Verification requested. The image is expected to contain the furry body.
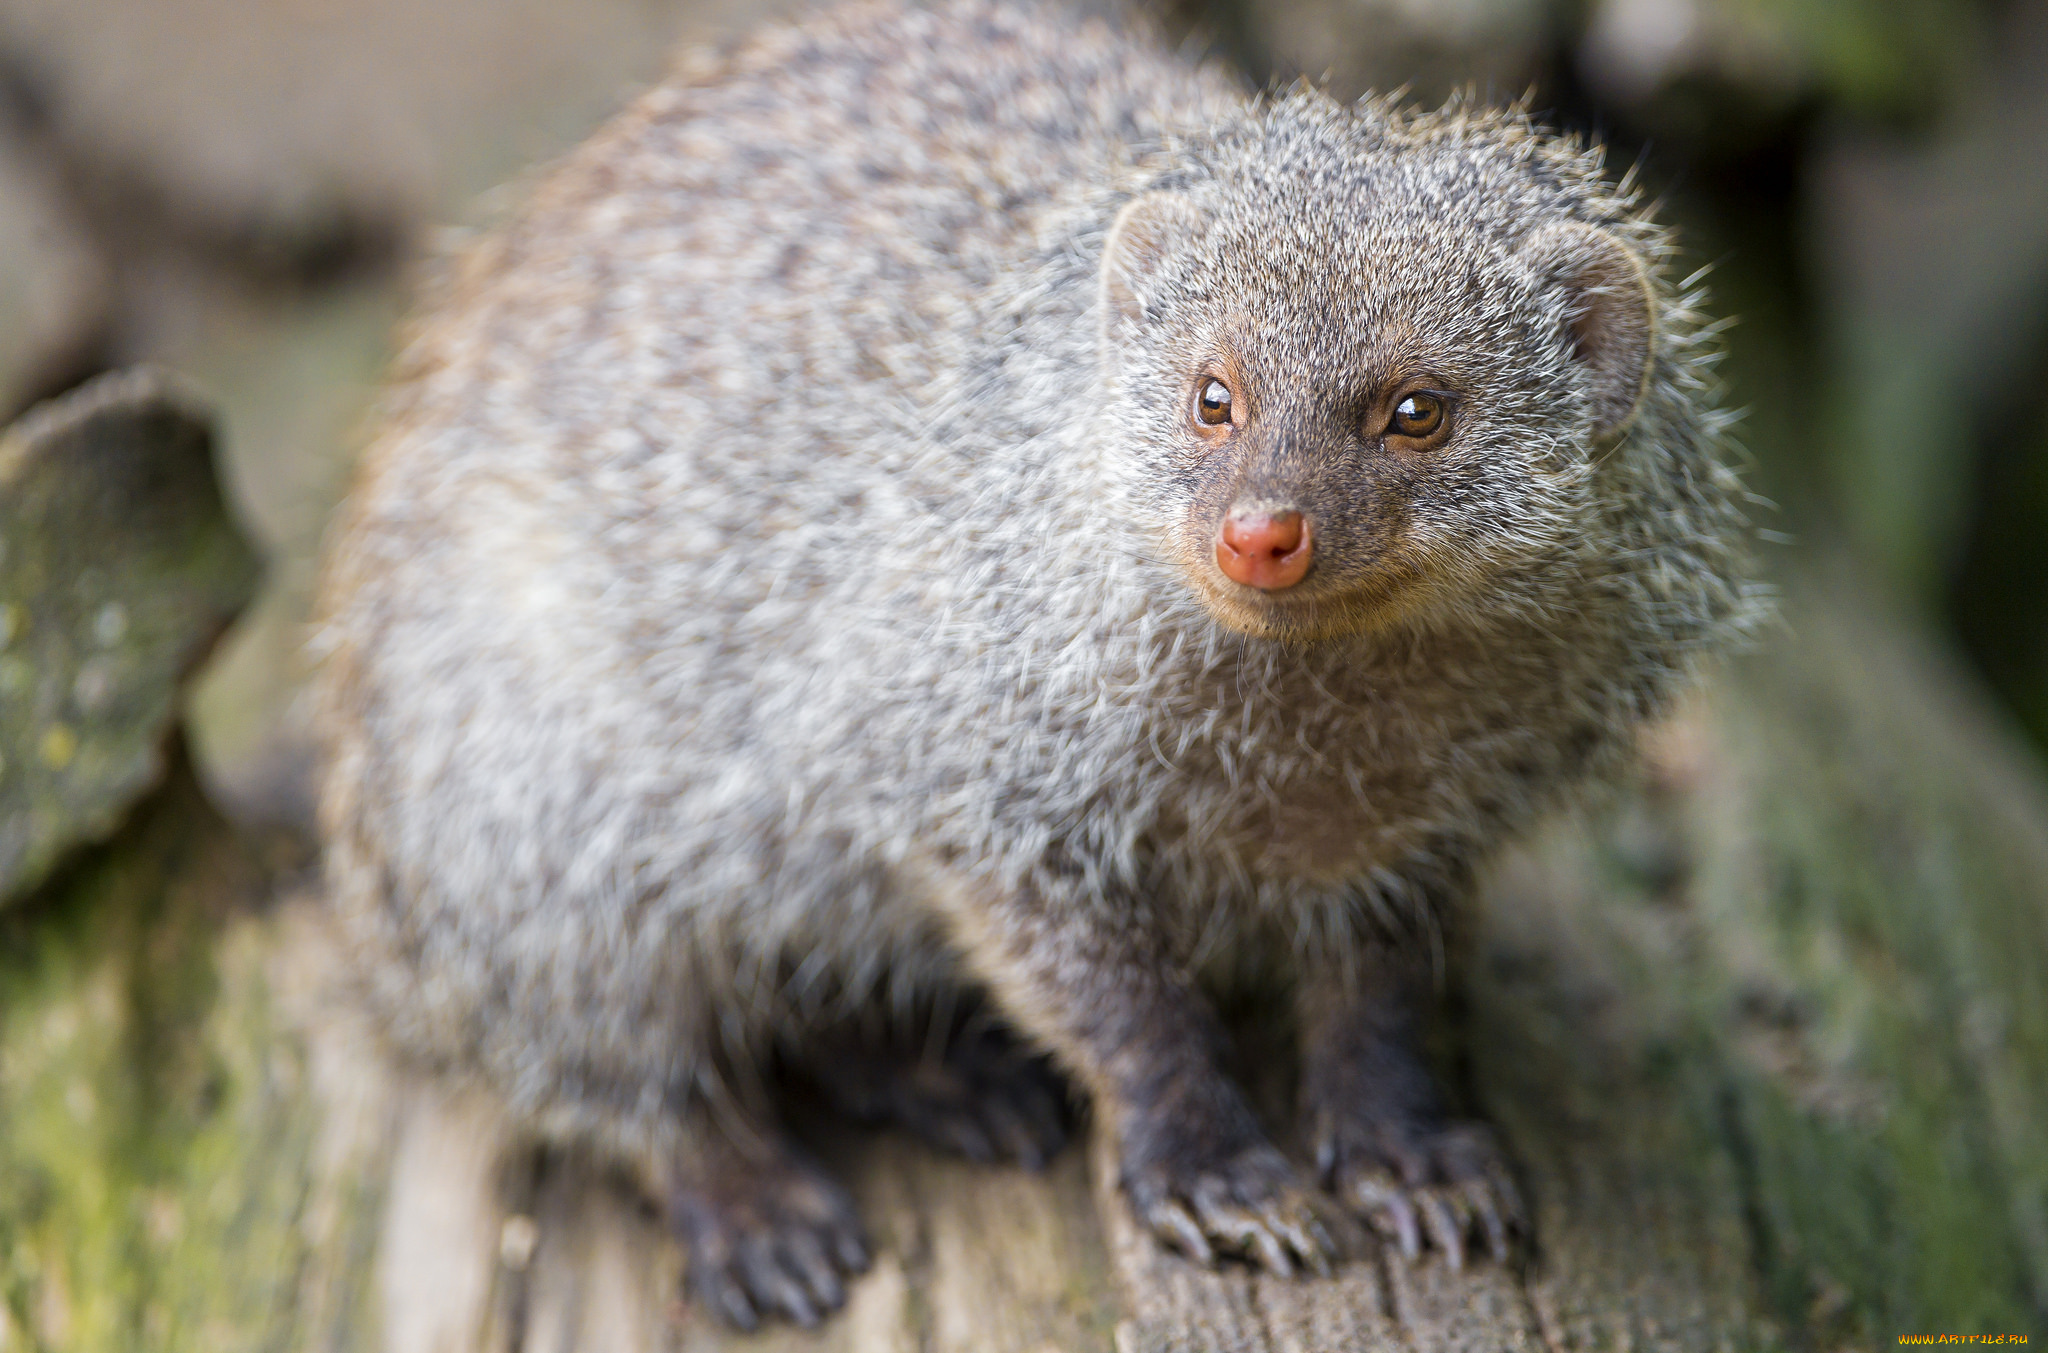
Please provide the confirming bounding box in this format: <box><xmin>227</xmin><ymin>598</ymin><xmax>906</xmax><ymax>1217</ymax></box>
<box><xmin>316</xmin><ymin>0</ymin><xmax>1752</xmax><ymax>1320</ymax></box>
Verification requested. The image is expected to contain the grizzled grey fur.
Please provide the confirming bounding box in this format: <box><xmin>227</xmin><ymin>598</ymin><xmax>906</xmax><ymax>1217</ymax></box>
<box><xmin>315</xmin><ymin>0</ymin><xmax>1755</xmax><ymax>1328</ymax></box>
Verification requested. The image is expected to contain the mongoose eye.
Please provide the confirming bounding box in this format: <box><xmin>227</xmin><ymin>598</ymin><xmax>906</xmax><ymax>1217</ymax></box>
<box><xmin>1195</xmin><ymin>378</ymin><xmax>1234</xmax><ymax>427</ymax></box>
<box><xmin>1388</xmin><ymin>392</ymin><xmax>1448</xmax><ymax>441</ymax></box>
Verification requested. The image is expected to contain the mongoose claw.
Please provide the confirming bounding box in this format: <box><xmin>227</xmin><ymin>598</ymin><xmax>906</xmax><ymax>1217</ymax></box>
<box><xmin>1318</xmin><ymin>1117</ymin><xmax>1524</xmax><ymax>1269</ymax></box>
<box><xmin>1123</xmin><ymin>1132</ymin><xmax>1334</xmax><ymax>1277</ymax></box>
<box><xmin>667</xmin><ymin>1147</ymin><xmax>871</xmax><ymax>1331</ymax></box>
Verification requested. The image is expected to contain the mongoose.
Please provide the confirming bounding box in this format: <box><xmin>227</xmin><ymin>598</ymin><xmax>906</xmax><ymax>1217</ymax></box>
<box><xmin>314</xmin><ymin>0</ymin><xmax>1754</xmax><ymax>1329</ymax></box>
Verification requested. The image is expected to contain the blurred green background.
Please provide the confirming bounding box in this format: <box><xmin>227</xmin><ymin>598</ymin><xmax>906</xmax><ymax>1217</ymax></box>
<box><xmin>0</xmin><ymin>0</ymin><xmax>2044</xmax><ymax>818</ymax></box>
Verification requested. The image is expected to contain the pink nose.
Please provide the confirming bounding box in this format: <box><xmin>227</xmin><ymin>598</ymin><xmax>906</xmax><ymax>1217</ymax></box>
<box><xmin>1216</xmin><ymin>509</ymin><xmax>1312</xmax><ymax>590</ymax></box>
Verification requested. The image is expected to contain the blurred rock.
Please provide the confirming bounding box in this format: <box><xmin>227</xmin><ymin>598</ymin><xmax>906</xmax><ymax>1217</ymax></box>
<box><xmin>0</xmin><ymin>0</ymin><xmax>775</xmax><ymax>244</ymax></box>
<box><xmin>177</xmin><ymin>283</ymin><xmax>399</xmax><ymax>841</ymax></box>
<box><xmin>0</xmin><ymin>126</ymin><xmax>108</xmax><ymax>419</ymax></box>
<box><xmin>0</xmin><ymin>369</ymin><xmax>259</xmax><ymax>903</ymax></box>
<box><xmin>1236</xmin><ymin>0</ymin><xmax>1552</xmax><ymax>102</ymax></box>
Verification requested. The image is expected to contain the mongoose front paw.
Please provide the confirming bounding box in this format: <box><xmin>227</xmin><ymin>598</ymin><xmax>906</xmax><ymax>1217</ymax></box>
<box><xmin>666</xmin><ymin>1147</ymin><xmax>871</xmax><ymax>1331</ymax></box>
<box><xmin>798</xmin><ymin>1017</ymin><xmax>1071</xmax><ymax>1169</ymax></box>
<box><xmin>1313</xmin><ymin>1112</ymin><xmax>1523</xmax><ymax>1270</ymax></box>
<box><xmin>1120</xmin><ymin>1106</ymin><xmax>1333</xmax><ymax>1276</ymax></box>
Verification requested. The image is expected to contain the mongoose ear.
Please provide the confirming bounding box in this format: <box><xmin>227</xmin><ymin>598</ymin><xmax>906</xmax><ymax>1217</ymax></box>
<box><xmin>1100</xmin><ymin>192</ymin><xmax>1205</xmax><ymax>338</ymax></box>
<box><xmin>1521</xmin><ymin>222</ymin><xmax>1658</xmax><ymax>437</ymax></box>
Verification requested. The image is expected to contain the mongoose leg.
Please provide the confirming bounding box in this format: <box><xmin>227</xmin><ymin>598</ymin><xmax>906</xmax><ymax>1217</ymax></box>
<box><xmin>957</xmin><ymin>899</ymin><xmax>1332</xmax><ymax>1275</ymax></box>
<box><xmin>1298</xmin><ymin>953</ymin><xmax>1524</xmax><ymax>1269</ymax></box>
<box><xmin>793</xmin><ymin>1005</ymin><xmax>1071</xmax><ymax>1169</ymax></box>
<box><xmin>659</xmin><ymin>1119</ymin><xmax>871</xmax><ymax>1331</ymax></box>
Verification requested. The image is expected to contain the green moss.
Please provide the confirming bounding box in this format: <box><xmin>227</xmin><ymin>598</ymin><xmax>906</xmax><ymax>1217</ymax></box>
<box><xmin>0</xmin><ymin>758</ymin><xmax>375</xmax><ymax>1352</ymax></box>
<box><xmin>1716</xmin><ymin>602</ymin><xmax>2048</xmax><ymax>1335</ymax></box>
<box><xmin>1469</xmin><ymin>574</ymin><xmax>2048</xmax><ymax>1348</ymax></box>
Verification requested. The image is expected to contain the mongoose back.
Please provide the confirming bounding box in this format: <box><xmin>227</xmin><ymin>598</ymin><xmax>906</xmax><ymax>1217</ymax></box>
<box><xmin>316</xmin><ymin>0</ymin><xmax>1753</xmax><ymax>1328</ymax></box>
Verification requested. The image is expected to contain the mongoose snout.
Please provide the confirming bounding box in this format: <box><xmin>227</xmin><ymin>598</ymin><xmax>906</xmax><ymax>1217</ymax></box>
<box><xmin>1215</xmin><ymin>508</ymin><xmax>1312</xmax><ymax>589</ymax></box>
<box><xmin>315</xmin><ymin>0</ymin><xmax>1755</xmax><ymax>1328</ymax></box>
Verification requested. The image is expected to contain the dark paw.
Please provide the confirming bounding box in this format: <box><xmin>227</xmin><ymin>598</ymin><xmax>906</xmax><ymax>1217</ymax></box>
<box><xmin>802</xmin><ymin>1019</ymin><xmax>1070</xmax><ymax>1170</ymax></box>
<box><xmin>1314</xmin><ymin>1112</ymin><xmax>1523</xmax><ymax>1270</ymax></box>
<box><xmin>667</xmin><ymin>1149</ymin><xmax>870</xmax><ymax>1331</ymax></box>
<box><xmin>1120</xmin><ymin>1091</ymin><xmax>1332</xmax><ymax>1276</ymax></box>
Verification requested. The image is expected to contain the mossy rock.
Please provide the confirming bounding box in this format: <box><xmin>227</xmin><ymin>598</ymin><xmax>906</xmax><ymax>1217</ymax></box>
<box><xmin>0</xmin><ymin>749</ymin><xmax>386</xmax><ymax>1352</ymax></box>
<box><xmin>0</xmin><ymin>370</ymin><xmax>261</xmax><ymax>903</ymax></box>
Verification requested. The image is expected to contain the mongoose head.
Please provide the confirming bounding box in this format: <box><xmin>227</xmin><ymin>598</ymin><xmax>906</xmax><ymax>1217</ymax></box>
<box><xmin>1098</xmin><ymin>91</ymin><xmax>1662</xmax><ymax>644</ymax></box>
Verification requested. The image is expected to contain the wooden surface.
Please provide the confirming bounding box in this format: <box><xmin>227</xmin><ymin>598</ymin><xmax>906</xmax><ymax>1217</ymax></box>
<box><xmin>4</xmin><ymin>379</ymin><xmax>2046</xmax><ymax>1349</ymax></box>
